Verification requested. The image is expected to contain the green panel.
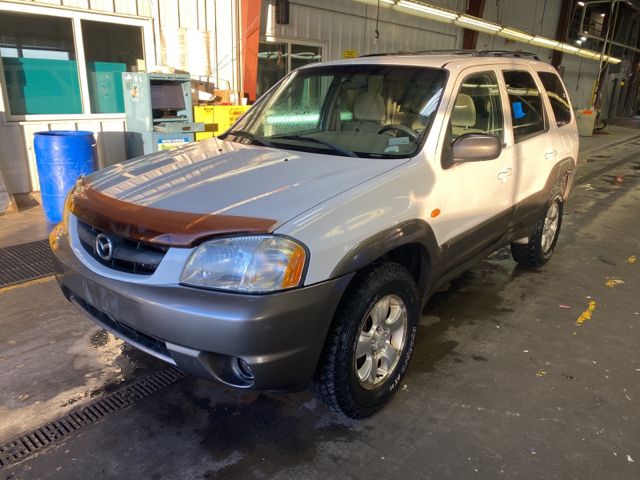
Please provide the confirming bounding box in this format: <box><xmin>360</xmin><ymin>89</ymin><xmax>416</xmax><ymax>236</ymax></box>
<box><xmin>87</xmin><ymin>61</ymin><xmax>126</xmax><ymax>113</ymax></box>
<box><xmin>2</xmin><ymin>58</ymin><xmax>82</xmax><ymax>115</ymax></box>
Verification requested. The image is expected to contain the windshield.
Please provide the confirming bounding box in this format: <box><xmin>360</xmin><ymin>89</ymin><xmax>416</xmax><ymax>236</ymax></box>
<box><xmin>223</xmin><ymin>64</ymin><xmax>446</xmax><ymax>158</ymax></box>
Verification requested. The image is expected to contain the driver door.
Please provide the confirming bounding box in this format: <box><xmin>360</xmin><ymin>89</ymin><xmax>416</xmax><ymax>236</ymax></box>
<box><xmin>431</xmin><ymin>66</ymin><xmax>516</xmax><ymax>271</ymax></box>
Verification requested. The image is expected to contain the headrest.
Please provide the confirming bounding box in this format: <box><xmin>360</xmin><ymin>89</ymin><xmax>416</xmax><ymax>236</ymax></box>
<box><xmin>451</xmin><ymin>93</ymin><xmax>476</xmax><ymax>128</ymax></box>
<box><xmin>353</xmin><ymin>92</ymin><xmax>385</xmax><ymax>122</ymax></box>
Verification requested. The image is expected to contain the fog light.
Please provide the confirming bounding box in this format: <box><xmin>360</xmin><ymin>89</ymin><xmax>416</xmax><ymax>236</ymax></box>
<box><xmin>235</xmin><ymin>358</ymin><xmax>254</xmax><ymax>382</ymax></box>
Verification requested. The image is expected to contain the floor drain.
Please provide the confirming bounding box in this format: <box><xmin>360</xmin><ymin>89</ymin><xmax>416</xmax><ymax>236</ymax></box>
<box><xmin>0</xmin><ymin>240</ymin><xmax>55</xmax><ymax>288</ymax></box>
<box><xmin>0</xmin><ymin>367</ymin><xmax>186</xmax><ymax>468</ymax></box>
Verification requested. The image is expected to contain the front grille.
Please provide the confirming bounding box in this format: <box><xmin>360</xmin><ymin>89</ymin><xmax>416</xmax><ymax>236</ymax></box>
<box><xmin>69</xmin><ymin>291</ymin><xmax>171</xmax><ymax>360</ymax></box>
<box><xmin>77</xmin><ymin>220</ymin><xmax>168</xmax><ymax>275</ymax></box>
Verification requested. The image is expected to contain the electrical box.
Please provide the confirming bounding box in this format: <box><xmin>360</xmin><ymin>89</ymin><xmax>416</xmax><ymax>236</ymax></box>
<box><xmin>122</xmin><ymin>72</ymin><xmax>204</xmax><ymax>157</ymax></box>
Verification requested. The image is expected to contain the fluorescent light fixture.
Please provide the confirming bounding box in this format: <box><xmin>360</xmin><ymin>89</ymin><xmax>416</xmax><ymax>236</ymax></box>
<box><xmin>577</xmin><ymin>1</ymin><xmax>585</xmax><ymax>6</ymax></box>
<box><xmin>455</xmin><ymin>15</ymin><xmax>501</xmax><ymax>31</ymax></box>
<box><xmin>577</xmin><ymin>49</ymin><xmax>600</xmax><ymax>59</ymax></box>
<box><xmin>600</xmin><ymin>12</ymin><xmax>606</xmax><ymax>17</ymax></box>
<box><xmin>395</xmin><ymin>1</ymin><xmax>458</xmax><ymax>21</ymax></box>
<box><xmin>530</xmin><ymin>36</ymin><xmax>560</xmax><ymax>48</ymax></box>
<box><xmin>607</xmin><ymin>56</ymin><xmax>622</xmax><ymax>64</ymax></box>
<box><xmin>560</xmin><ymin>43</ymin><xmax>580</xmax><ymax>53</ymax></box>
<box><xmin>499</xmin><ymin>27</ymin><xmax>534</xmax><ymax>41</ymax></box>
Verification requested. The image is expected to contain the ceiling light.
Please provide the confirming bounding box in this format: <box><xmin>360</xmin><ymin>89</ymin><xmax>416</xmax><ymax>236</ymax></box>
<box><xmin>530</xmin><ymin>36</ymin><xmax>560</xmax><ymax>48</ymax></box>
<box><xmin>577</xmin><ymin>1</ymin><xmax>585</xmax><ymax>6</ymax></box>
<box><xmin>580</xmin><ymin>36</ymin><xmax>587</xmax><ymax>41</ymax></box>
<box><xmin>607</xmin><ymin>56</ymin><xmax>622</xmax><ymax>64</ymax></box>
<box><xmin>560</xmin><ymin>43</ymin><xmax>580</xmax><ymax>53</ymax></box>
<box><xmin>600</xmin><ymin>12</ymin><xmax>606</xmax><ymax>17</ymax></box>
<box><xmin>455</xmin><ymin>15</ymin><xmax>501</xmax><ymax>32</ymax></box>
<box><xmin>499</xmin><ymin>27</ymin><xmax>534</xmax><ymax>41</ymax></box>
<box><xmin>395</xmin><ymin>0</ymin><xmax>459</xmax><ymax>21</ymax></box>
<box><xmin>575</xmin><ymin>39</ymin><xmax>583</xmax><ymax>44</ymax></box>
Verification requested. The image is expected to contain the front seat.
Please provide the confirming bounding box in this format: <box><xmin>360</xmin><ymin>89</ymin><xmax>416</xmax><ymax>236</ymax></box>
<box><xmin>451</xmin><ymin>93</ymin><xmax>477</xmax><ymax>137</ymax></box>
<box><xmin>343</xmin><ymin>91</ymin><xmax>385</xmax><ymax>133</ymax></box>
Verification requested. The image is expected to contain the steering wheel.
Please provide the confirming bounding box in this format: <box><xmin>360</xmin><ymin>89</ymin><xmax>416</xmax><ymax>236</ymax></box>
<box><xmin>377</xmin><ymin>124</ymin><xmax>418</xmax><ymax>142</ymax></box>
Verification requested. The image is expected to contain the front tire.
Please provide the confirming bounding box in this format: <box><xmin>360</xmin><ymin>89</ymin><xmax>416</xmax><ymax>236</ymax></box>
<box><xmin>511</xmin><ymin>196</ymin><xmax>563</xmax><ymax>268</ymax></box>
<box><xmin>312</xmin><ymin>262</ymin><xmax>419</xmax><ymax>419</ymax></box>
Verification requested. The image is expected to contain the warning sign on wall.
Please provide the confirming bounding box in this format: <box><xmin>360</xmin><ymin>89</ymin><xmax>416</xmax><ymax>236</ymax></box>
<box><xmin>342</xmin><ymin>49</ymin><xmax>359</xmax><ymax>59</ymax></box>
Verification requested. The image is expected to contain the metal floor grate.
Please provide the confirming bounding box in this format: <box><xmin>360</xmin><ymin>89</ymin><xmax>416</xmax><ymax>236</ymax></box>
<box><xmin>0</xmin><ymin>367</ymin><xmax>186</xmax><ymax>468</ymax></box>
<box><xmin>0</xmin><ymin>239</ymin><xmax>55</xmax><ymax>288</ymax></box>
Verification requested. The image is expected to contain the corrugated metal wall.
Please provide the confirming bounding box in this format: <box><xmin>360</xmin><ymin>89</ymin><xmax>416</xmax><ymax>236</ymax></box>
<box><xmin>262</xmin><ymin>0</ymin><xmax>465</xmax><ymax>60</ymax></box>
<box><xmin>477</xmin><ymin>0</ymin><xmax>599</xmax><ymax>108</ymax></box>
<box><xmin>0</xmin><ymin>0</ymin><xmax>239</xmax><ymax>194</ymax></box>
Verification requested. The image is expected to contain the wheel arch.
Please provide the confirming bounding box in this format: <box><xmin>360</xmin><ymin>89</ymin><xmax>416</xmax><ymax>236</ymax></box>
<box><xmin>330</xmin><ymin>219</ymin><xmax>441</xmax><ymax>300</ymax></box>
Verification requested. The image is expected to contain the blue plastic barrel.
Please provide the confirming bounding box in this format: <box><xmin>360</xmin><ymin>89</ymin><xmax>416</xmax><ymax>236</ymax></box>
<box><xmin>33</xmin><ymin>131</ymin><xmax>96</xmax><ymax>224</ymax></box>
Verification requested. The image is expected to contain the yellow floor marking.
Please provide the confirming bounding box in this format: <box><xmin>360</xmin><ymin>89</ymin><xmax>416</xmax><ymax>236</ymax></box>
<box><xmin>0</xmin><ymin>276</ymin><xmax>55</xmax><ymax>294</ymax></box>
<box><xmin>627</xmin><ymin>255</ymin><xmax>637</xmax><ymax>264</ymax></box>
<box><xmin>576</xmin><ymin>300</ymin><xmax>597</xmax><ymax>326</ymax></box>
<box><xmin>605</xmin><ymin>278</ymin><xmax>625</xmax><ymax>287</ymax></box>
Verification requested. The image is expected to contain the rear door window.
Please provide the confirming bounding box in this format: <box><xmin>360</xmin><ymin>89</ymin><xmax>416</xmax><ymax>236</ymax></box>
<box><xmin>502</xmin><ymin>70</ymin><xmax>546</xmax><ymax>142</ymax></box>
<box><xmin>538</xmin><ymin>71</ymin><xmax>572</xmax><ymax>127</ymax></box>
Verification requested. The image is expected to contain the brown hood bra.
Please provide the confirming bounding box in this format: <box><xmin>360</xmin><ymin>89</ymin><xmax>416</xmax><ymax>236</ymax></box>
<box><xmin>69</xmin><ymin>178</ymin><xmax>277</xmax><ymax>247</ymax></box>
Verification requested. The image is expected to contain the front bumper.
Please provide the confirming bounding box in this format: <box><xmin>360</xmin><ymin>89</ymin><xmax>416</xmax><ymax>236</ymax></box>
<box><xmin>50</xmin><ymin>224</ymin><xmax>352</xmax><ymax>390</ymax></box>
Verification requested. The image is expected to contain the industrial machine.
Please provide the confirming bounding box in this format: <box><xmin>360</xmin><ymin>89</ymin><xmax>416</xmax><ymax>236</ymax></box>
<box><xmin>122</xmin><ymin>72</ymin><xmax>204</xmax><ymax>157</ymax></box>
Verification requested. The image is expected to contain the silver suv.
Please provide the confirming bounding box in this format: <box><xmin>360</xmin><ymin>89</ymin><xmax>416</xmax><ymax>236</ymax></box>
<box><xmin>51</xmin><ymin>50</ymin><xmax>578</xmax><ymax>418</ymax></box>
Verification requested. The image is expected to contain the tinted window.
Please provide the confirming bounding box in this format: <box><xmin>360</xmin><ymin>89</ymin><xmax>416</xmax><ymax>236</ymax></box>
<box><xmin>503</xmin><ymin>70</ymin><xmax>546</xmax><ymax>142</ymax></box>
<box><xmin>538</xmin><ymin>71</ymin><xmax>572</xmax><ymax>126</ymax></box>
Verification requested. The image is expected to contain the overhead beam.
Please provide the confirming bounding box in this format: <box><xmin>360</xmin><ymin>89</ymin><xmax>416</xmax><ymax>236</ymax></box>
<box><xmin>462</xmin><ymin>0</ymin><xmax>486</xmax><ymax>49</ymax></box>
<box><xmin>552</xmin><ymin>0</ymin><xmax>574</xmax><ymax>67</ymax></box>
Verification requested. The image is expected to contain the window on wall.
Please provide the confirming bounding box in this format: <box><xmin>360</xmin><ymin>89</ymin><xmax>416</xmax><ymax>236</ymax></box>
<box><xmin>0</xmin><ymin>12</ymin><xmax>82</xmax><ymax>115</ymax></box>
<box><xmin>502</xmin><ymin>70</ymin><xmax>546</xmax><ymax>142</ymax></box>
<box><xmin>0</xmin><ymin>9</ymin><xmax>148</xmax><ymax>118</ymax></box>
<box><xmin>82</xmin><ymin>21</ymin><xmax>145</xmax><ymax>114</ymax></box>
<box><xmin>256</xmin><ymin>40</ymin><xmax>322</xmax><ymax>98</ymax></box>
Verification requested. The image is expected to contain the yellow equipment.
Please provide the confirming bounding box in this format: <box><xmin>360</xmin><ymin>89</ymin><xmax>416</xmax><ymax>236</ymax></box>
<box><xmin>194</xmin><ymin>105</ymin><xmax>251</xmax><ymax>141</ymax></box>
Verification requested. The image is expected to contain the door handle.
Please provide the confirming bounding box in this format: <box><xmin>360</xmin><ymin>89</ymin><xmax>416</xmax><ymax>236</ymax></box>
<box><xmin>545</xmin><ymin>150</ymin><xmax>558</xmax><ymax>159</ymax></box>
<box><xmin>497</xmin><ymin>167</ymin><xmax>513</xmax><ymax>182</ymax></box>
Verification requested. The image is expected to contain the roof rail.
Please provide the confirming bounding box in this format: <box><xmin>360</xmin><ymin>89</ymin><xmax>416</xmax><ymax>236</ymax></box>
<box><xmin>360</xmin><ymin>49</ymin><xmax>540</xmax><ymax>60</ymax></box>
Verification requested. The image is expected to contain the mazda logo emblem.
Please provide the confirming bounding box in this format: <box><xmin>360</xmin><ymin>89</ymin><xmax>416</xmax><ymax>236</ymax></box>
<box><xmin>95</xmin><ymin>233</ymin><xmax>114</xmax><ymax>261</ymax></box>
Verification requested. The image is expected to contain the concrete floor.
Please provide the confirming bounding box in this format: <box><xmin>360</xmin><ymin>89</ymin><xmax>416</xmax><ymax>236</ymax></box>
<box><xmin>0</xmin><ymin>130</ymin><xmax>639</xmax><ymax>479</ymax></box>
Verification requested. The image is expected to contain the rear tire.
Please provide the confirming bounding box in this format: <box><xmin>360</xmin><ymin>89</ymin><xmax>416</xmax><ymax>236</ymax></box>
<box><xmin>511</xmin><ymin>196</ymin><xmax>563</xmax><ymax>268</ymax></box>
<box><xmin>312</xmin><ymin>262</ymin><xmax>419</xmax><ymax>419</ymax></box>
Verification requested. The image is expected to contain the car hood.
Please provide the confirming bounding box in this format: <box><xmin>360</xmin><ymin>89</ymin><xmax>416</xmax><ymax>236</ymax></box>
<box><xmin>86</xmin><ymin>138</ymin><xmax>407</xmax><ymax>228</ymax></box>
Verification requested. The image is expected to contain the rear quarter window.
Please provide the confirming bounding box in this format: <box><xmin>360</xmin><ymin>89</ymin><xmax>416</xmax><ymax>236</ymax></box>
<box><xmin>502</xmin><ymin>70</ymin><xmax>546</xmax><ymax>143</ymax></box>
<box><xmin>538</xmin><ymin>71</ymin><xmax>573</xmax><ymax>127</ymax></box>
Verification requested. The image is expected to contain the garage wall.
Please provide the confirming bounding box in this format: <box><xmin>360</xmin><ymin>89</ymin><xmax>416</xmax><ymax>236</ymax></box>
<box><xmin>0</xmin><ymin>0</ymin><xmax>239</xmax><ymax>194</ymax></box>
<box><xmin>262</xmin><ymin>0</ymin><xmax>466</xmax><ymax>59</ymax></box>
<box><xmin>476</xmin><ymin>0</ymin><xmax>599</xmax><ymax>108</ymax></box>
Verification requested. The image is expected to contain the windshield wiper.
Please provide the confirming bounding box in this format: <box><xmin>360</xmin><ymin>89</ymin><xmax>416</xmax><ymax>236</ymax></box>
<box><xmin>225</xmin><ymin>130</ymin><xmax>274</xmax><ymax>148</ymax></box>
<box><xmin>273</xmin><ymin>135</ymin><xmax>358</xmax><ymax>158</ymax></box>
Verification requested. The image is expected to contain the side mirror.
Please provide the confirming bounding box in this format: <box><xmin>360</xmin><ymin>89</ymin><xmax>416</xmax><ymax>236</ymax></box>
<box><xmin>451</xmin><ymin>133</ymin><xmax>502</xmax><ymax>164</ymax></box>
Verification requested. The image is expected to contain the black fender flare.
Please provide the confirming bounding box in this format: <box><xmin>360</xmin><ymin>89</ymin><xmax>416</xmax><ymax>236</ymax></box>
<box><xmin>330</xmin><ymin>219</ymin><xmax>442</xmax><ymax>296</ymax></box>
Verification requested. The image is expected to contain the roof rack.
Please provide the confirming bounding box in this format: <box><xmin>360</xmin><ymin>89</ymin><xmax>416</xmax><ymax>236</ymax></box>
<box><xmin>360</xmin><ymin>49</ymin><xmax>540</xmax><ymax>60</ymax></box>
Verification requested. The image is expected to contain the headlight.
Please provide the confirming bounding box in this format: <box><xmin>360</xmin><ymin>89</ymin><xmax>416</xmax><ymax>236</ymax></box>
<box><xmin>181</xmin><ymin>235</ymin><xmax>307</xmax><ymax>293</ymax></box>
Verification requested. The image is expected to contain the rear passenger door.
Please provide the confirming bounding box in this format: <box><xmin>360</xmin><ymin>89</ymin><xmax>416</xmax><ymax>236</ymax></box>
<box><xmin>537</xmin><ymin>70</ymin><xmax>578</xmax><ymax>161</ymax></box>
<box><xmin>500</xmin><ymin>69</ymin><xmax>558</xmax><ymax>229</ymax></box>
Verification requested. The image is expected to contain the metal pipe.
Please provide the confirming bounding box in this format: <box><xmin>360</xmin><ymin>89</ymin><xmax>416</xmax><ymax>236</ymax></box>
<box><xmin>583</xmin><ymin>33</ymin><xmax>640</xmax><ymax>53</ymax></box>
<box><xmin>593</xmin><ymin>0</ymin><xmax>618</xmax><ymax>106</ymax></box>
